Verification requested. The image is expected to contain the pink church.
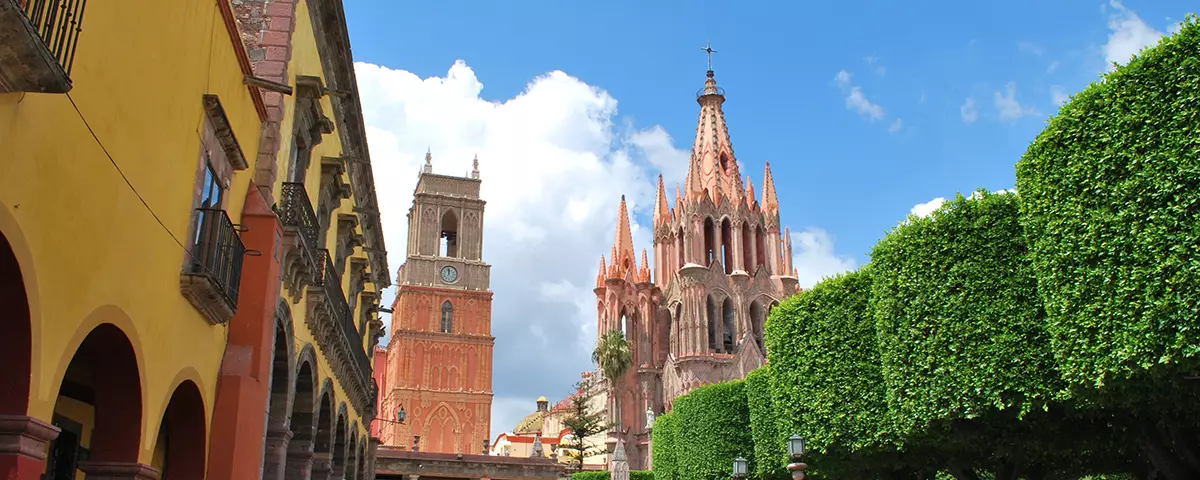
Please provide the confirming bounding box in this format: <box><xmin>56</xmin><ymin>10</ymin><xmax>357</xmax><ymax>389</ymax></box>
<box><xmin>594</xmin><ymin>67</ymin><xmax>801</xmax><ymax>470</ymax></box>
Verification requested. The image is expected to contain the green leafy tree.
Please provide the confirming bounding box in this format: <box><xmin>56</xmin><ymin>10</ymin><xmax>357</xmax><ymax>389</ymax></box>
<box><xmin>593</xmin><ymin>329</ymin><xmax>633</xmax><ymax>429</ymax></box>
<box><xmin>870</xmin><ymin>191</ymin><xmax>1068</xmax><ymax>479</ymax></box>
<box><xmin>560</xmin><ymin>379</ymin><xmax>610</xmax><ymax>473</ymax></box>
<box><xmin>745</xmin><ymin>366</ymin><xmax>789</xmax><ymax>480</ymax></box>
<box><xmin>1016</xmin><ymin>14</ymin><xmax>1200</xmax><ymax>479</ymax></box>
<box><xmin>673</xmin><ymin>380</ymin><xmax>754</xmax><ymax>480</ymax></box>
<box><xmin>652</xmin><ymin>412</ymin><xmax>679</xmax><ymax>480</ymax></box>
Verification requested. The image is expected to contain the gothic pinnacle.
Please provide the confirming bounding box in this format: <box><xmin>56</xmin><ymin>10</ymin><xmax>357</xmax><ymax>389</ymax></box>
<box><xmin>654</xmin><ymin>174</ymin><xmax>669</xmax><ymax>224</ymax></box>
<box><xmin>613</xmin><ymin>195</ymin><xmax>636</xmax><ymax>267</ymax></box>
<box><xmin>761</xmin><ymin>161</ymin><xmax>780</xmax><ymax>213</ymax></box>
<box><xmin>471</xmin><ymin>153</ymin><xmax>481</xmax><ymax>179</ymax></box>
<box><xmin>423</xmin><ymin>147</ymin><xmax>433</xmax><ymax>174</ymax></box>
<box><xmin>745</xmin><ymin>176</ymin><xmax>757</xmax><ymax>208</ymax></box>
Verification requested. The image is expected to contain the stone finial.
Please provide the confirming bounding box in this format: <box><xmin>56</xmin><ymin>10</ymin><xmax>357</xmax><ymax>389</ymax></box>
<box><xmin>471</xmin><ymin>153</ymin><xmax>481</xmax><ymax>179</ymax></box>
<box><xmin>531</xmin><ymin>432</ymin><xmax>545</xmax><ymax>457</ymax></box>
<box><xmin>423</xmin><ymin>148</ymin><xmax>433</xmax><ymax>174</ymax></box>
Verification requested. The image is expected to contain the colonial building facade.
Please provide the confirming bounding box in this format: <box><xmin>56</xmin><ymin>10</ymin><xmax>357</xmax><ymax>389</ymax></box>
<box><xmin>0</xmin><ymin>0</ymin><xmax>389</xmax><ymax>478</ymax></box>
<box><xmin>594</xmin><ymin>68</ymin><xmax>801</xmax><ymax>469</ymax></box>
<box><xmin>376</xmin><ymin>154</ymin><xmax>495</xmax><ymax>455</ymax></box>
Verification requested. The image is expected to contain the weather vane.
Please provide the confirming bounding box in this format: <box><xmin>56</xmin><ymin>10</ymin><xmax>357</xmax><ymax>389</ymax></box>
<box><xmin>701</xmin><ymin>40</ymin><xmax>718</xmax><ymax>71</ymax></box>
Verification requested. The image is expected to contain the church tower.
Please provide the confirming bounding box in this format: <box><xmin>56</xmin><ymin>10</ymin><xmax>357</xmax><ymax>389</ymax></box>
<box><xmin>381</xmin><ymin>152</ymin><xmax>494</xmax><ymax>454</ymax></box>
<box><xmin>593</xmin><ymin>60</ymin><xmax>800</xmax><ymax>469</ymax></box>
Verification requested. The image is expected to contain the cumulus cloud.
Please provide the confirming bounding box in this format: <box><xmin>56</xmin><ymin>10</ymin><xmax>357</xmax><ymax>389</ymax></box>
<box><xmin>960</xmin><ymin>97</ymin><xmax>979</xmax><ymax>124</ymax></box>
<box><xmin>910</xmin><ymin>197</ymin><xmax>946</xmax><ymax>218</ymax></box>
<box><xmin>1103</xmin><ymin>0</ymin><xmax>1165</xmax><ymax>70</ymax></box>
<box><xmin>791</xmin><ymin>229</ymin><xmax>857</xmax><ymax>289</ymax></box>
<box><xmin>833</xmin><ymin>70</ymin><xmax>886</xmax><ymax>122</ymax></box>
<box><xmin>1051</xmin><ymin>85</ymin><xmax>1070</xmax><ymax>107</ymax></box>
<box><xmin>356</xmin><ymin>60</ymin><xmax>686</xmax><ymax>436</ymax></box>
<box><xmin>994</xmin><ymin>82</ymin><xmax>1039</xmax><ymax>122</ymax></box>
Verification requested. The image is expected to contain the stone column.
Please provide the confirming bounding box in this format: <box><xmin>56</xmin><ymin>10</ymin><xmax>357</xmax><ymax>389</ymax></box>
<box><xmin>0</xmin><ymin>415</ymin><xmax>60</xmax><ymax>480</ymax></box>
<box><xmin>365</xmin><ymin>437</ymin><xmax>381</xmax><ymax>480</ymax></box>
<box><xmin>77</xmin><ymin>462</ymin><xmax>160</xmax><ymax>480</ymax></box>
<box><xmin>263</xmin><ymin>428</ymin><xmax>294</xmax><ymax>480</ymax></box>
<box><xmin>286</xmin><ymin>440</ymin><xmax>316</xmax><ymax>480</ymax></box>
<box><xmin>311</xmin><ymin>453</ymin><xmax>333</xmax><ymax>480</ymax></box>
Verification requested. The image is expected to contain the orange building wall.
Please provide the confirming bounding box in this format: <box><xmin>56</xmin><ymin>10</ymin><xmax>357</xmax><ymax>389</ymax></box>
<box><xmin>379</xmin><ymin>285</ymin><xmax>494</xmax><ymax>455</ymax></box>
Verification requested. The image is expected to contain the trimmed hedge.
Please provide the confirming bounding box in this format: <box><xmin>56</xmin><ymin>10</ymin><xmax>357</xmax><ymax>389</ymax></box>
<box><xmin>745</xmin><ymin>366</ymin><xmax>788</xmax><ymax>480</ymax></box>
<box><xmin>765</xmin><ymin>268</ymin><xmax>906</xmax><ymax>478</ymax></box>
<box><xmin>651</xmin><ymin>411</ymin><xmax>678</xmax><ymax>480</ymax></box>
<box><xmin>1015</xmin><ymin>15</ymin><xmax>1200</xmax><ymax>407</ymax></box>
<box><xmin>871</xmin><ymin>191</ymin><xmax>1060</xmax><ymax>434</ymax></box>
<box><xmin>571</xmin><ymin>470</ymin><xmax>654</xmax><ymax>480</ymax></box>
<box><xmin>672</xmin><ymin>380</ymin><xmax>755</xmax><ymax>480</ymax></box>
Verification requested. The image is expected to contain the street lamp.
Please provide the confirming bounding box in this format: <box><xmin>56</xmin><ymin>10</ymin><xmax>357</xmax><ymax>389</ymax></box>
<box><xmin>396</xmin><ymin>406</ymin><xmax>406</xmax><ymax>424</ymax></box>
<box><xmin>786</xmin><ymin>434</ymin><xmax>807</xmax><ymax>480</ymax></box>
<box><xmin>732</xmin><ymin>456</ymin><xmax>748</xmax><ymax>479</ymax></box>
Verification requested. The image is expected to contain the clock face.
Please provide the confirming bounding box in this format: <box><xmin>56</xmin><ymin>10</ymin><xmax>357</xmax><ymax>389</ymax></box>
<box><xmin>440</xmin><ymin>265</ymin><xmax>458</xmax><ymax>283</ymax></box>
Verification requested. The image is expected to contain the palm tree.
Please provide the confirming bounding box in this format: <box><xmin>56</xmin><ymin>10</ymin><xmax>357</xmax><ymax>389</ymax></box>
<box><xmin>592</xmin><ymin>328</ymin><xmax>633</xmax><ymax>430</ymax></box>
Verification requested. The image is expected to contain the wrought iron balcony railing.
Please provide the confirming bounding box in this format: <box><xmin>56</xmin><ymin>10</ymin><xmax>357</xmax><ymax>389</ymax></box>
<box><xmin>279</xmin><ymin>182</ymin><xmax>320</xmax><ymax>248</ymax></box>
<box><xmin>0</xmin><ymin>0</ymin><xmax>86</xmax><ymax>93</ymax></box>
<box><xmin>314</xmin><ymin>249</ymin><xmax>372</xmax><ymax>383</ymax></box>
<box><xmin>181</xmin><ymin>208</ymin><xmax>247</xmax><ymax>325</ymax></box>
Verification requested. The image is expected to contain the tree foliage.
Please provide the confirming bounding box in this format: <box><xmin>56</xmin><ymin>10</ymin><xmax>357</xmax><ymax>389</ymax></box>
<box><xmin>560</xmin><ymin>379</ymin><xmax>610</xmax><ymax>473</ymax></box>
<box><xmin>594</xmin><ymin>328</ymin><xmax>634</xmax><ymax>428</ymax></box>
<box><xmin>572</xmin><ymin>470</ymin><xmax>654</xmax><ymax>480</ymax></box>
<box><xmin>672</xmin><ymin>380</ymin><xmax>755</xmax><ymax>480</ymax></box>
<box><xmin>1015</xmin><ymin>15</ymin><xmax>1200</xmax><ymax>409</ymax></box>
<box><xmin>745</xmin><ymin>366</ymin><xmax>788</xmax><ymax>480</ymax></box>
<box><xmin>651</xmin><ymin>411</ymin><xmax>678</xmax><ymax>480</ymax></box>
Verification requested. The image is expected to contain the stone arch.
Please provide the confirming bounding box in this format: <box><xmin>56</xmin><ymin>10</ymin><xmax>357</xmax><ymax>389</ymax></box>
<box><xmin>0</xmin><ymin>229</ymin><xmax>32</xmax><ymax>416</ymax></box>
<box><xmin>358</xmin><ymin>440</ymin><xmax>369</xmax><ymax>480</ymax></box>
<box><xmin>285</xmin><ymin>347</ymin><xmax>319</xmax><ymax>479</ymax></box>
<box><xmin>263</xmin><ymin>300</ymin><xmax>297</xmax><ymax>479</ymax></box>
<box><xmin>755</xmin><ymin>225</ymin><xmax>767</xmax><ymax>270</ymax></box>
<box><xmin>721</xmin><ymin>297</ymin><xmax>736</xmax><ymax>353</ymax></box>
<box><xmin>47</xmin><ymin>323</ymin><xmax>142</xmax><ymax>473</ymax></box>
<box><xmin>706</xmin><ymin>294</ymin><xmax>718</xmax><ymax>352</ymax></box>
<box><xmin>426</xmin><ymin>402</ymin><xmax>459</xmax><ymax>453</ymax></box>
<box><xmin>740</xmin><ymin>222</ymin><xmax>753</xmax><ymax>273</ymax></box>
<box><xmin>311</xmin><ymin>381</ymin><xmax>335</xmax><ymax>477</ymax></box>
<box><xmin>440</xmin><ymin>208</ymin><xmax>459</xmax><ymax>257</ymax></box>
<box><xmin>347</xmin><ymin>429</ymin><xmax>360</xmax><ymax>480</ymax></box>
<box><xmin>676</xmin><ymin>225</ymin><xmax>685</xmax><ymax>269</ymax></box>
<box><xmin>703</xmin><ymin>217</ymin><xmax>715</xmax><ymax>266</ymax></box>
<box><xmin>152</xmin><ymin>380</ymin><xmax>207</xmax><ymax>480</ymax></box>
<box><xmin>749</xmin><ymin>299</ymin><xmax>766</xmax><ymax>355</ymax></box>
<box><xmin>441</xmin><ymin>300</ymin><xmax>453</xmax><ymax>333</ymax></box>
<box><xmin>720</xmin><ymin>217</ymin><xmax>733</xmax><ymax>274</ymax></box>
<box><xmin>332</xmin><ymin>406</ymin><xmax>348</xmax><ymax>477</ymax></box>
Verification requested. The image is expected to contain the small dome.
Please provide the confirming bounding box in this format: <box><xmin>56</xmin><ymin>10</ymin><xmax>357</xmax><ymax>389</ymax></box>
<box><xmin>513</xmin><ymin>411</ymin><xmax>546</xmax><ymax>434</ymax></box>
<box><xmin>537</xmin><ymin>396</ymin><xmax>548</xmax><ymax>402</ymax></box>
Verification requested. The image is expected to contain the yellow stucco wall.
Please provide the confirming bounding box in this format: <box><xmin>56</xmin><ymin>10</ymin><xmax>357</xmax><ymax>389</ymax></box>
<box><xmin>0</xmin><ymin>0</ymin><xmax>262</xmax><ymax>467</ymax></box>
<box><xmin>273</xmin><ymin>0</ymin><xmax>376</xmax><ymax>445</ymax></box>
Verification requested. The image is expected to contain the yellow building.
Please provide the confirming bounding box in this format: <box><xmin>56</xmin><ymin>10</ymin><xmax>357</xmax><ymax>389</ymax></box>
<box><xmin>0</xmin><ymin>0</ymin><xmax>389</xmax><ymax>478</ymax></box>
<box><xmin>491</xmin><ymin>373</ymin><xmax>611</xmax><ymax>471</ymax></box>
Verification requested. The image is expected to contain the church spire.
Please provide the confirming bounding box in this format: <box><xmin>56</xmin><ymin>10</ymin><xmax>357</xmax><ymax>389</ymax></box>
<box><xmin>654</xmin><ymin>174</ymin><xmax>670</xmax><ymax>224</ymax></box>
<box><xmin>423</xmin><ymin>148</ymin><xmax>433</xmax><ymax>174</ymax></box>
<box><xmin>761</xmin><ymin>161</ymin><xmax>780</xmax><ymax>213</ymax></box>
<box><xmin>745</xmin><ymin>176</ymin><xmax>757</xmax><ymax>208</ymax></box>
<box><xmin>689</xmin><ymin>49</ymin><xmax>741</xmax><ymax>204</ymax></box>
<box><xmin>610</xmin><ymin>195</ymin><xmax>637</xmax><ymax>276</ymax></box>
<box><xmin>471</xmin><ymin>153</ymin><xmax>481</xmax><ymax>179</ymax></box>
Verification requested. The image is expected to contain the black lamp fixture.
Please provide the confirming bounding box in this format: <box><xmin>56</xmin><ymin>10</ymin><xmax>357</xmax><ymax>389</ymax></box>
<box><xmin>732</xmin><ymin>456</ymin><xmax>749</xmax><ymax>479</ymax></box>
<box><xmin>483</xmin><ymin>439</ymin><xmax>491</xmax><ymax>455</ymax></box>
<box><xmin>396</xmin><ymin>405</ymin><xmax>407</xmax><ymax>424</ymax></box>
<box><xmin>786</xmin><ymin>434</ymin><xmax>807</xmax><ymax>480</ymax></box>
<box><xmin>413</xmin><ymin>435</ymin><xmax>421</xmax><ymax>452</ymax></box>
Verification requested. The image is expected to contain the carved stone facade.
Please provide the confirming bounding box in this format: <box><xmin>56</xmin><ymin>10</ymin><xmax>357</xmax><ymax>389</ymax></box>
<box><xmin>592</xmin><ymin>69</ymin><xmax>800</xmax><ymax>470</ymax></box>
<box><xmin>379</xmin><ymin>155</ymin><xmax>495</xmax><ymax>455</ymax></box>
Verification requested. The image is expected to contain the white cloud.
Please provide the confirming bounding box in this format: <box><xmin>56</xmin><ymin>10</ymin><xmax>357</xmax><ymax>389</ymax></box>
<box><xmin>356</xmin><ymin>60</ymin><xmax>687</xmax><ymax>437</ymax></box>
<box><xmin>994</xmin><ymin>82</ymin><xmax>1039</xmax><ymax>122</ymax></box>
<box><xmin>1103</xmin><ymin>0</ymin><xmax>1165</xmax><ymax>70</ymax></box>
<box><xmin>864</xmin><ymin>55</ymin><xmax>887</xmax><ymax>76</ymax></box>
<box><xmin>791</xmin><ymin>229</ymin><xmax>857</xmax><ymax>290</ymax></box>
<box><xmin>833</xmin><ymin>70</ymin><xmax>886</xmax><ymax>122</ymax></box>
<box><xmin>1047</xmin><ymin>61</ymin><xmax>1061</xmax><ymax>73</ymax></box>
<box><xmin>1018</xmin><ymin>41</ymin><xmax>1045</xmax><ymax>56</ymax></box>
<box><xmin>888</xmin><ymin>118</ymin><xmax>903</xmax><ymax>134</ymax></box>
<box><xmin>1051</xmin><ymin>85</ymin><xmax>1070</xmax><ymax>107</ymax></box>
<box><xmin>960</xmin><ymin>97</ymin><xmax>979</xmax><ymax>124</ymax></box>
<box><xmin>910</xmin><ymin>197</ymin><xmax>946</xmax><ymax>218</ymax></box>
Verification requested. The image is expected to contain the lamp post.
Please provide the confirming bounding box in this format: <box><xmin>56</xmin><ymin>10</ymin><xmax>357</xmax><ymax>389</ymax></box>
<box><xmin>786</xmin><ymin>435</ymin><xmax>807</xmax><ymax>480</ymax></box>
<box><xmin>732</xmin><ymin>456</ymin><xmax>748</xmax><ymax>479</ymax></box>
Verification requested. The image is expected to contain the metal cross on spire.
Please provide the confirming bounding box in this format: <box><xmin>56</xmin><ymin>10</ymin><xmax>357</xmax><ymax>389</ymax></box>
<box><xmin>701</xmin><ymin>40</ymin><xmax>718</xmax><ymax>71</ymax></box>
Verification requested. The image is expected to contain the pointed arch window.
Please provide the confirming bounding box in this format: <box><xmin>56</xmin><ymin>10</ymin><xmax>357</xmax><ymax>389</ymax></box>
<box><xmin>440</xmin><ymin>301</ymin><xmax>453</xmax><ymax>333</ymax></box>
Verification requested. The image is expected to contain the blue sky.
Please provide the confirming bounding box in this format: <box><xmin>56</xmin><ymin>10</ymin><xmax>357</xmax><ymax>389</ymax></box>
<box><xmin>346</xmin><ymin>1</ymin><xmax>1194</xmax><ymax>436</ymax></box>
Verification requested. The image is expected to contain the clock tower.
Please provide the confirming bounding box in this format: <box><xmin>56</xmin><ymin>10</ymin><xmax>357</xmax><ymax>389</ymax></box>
<box><xmin>379</xmin><ymin>152</ymin><xmax>494</xmax><ymax>454</ymax></box>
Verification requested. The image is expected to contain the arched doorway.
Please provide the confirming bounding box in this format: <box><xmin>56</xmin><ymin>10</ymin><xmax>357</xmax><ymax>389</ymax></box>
<box><xmin>263</xmin><ymin>315</ymin><xmax>293</xmax><ymax>480</ymax></box>
<box><xmin>46</xmin><ymin>323</ymin><xmax>142</xmax><ymax>478</ymax></box>
<box><xmin>312</xmin><ymin>387</ymin><xmax>334</xmax><ymax>477</ymax></box>
<box><xmin>358</xmin><ymin>441</ymin><xmax>369</xmax><ymax>480</ymax></box>
<box><xmin>721</xmin><ymin>298</ymin><xmax>735</xmax><ymax>352</ymax></box>
<box><xmin>749</xmin><ymin>300</ymin><xmax>766</xmax><ymax>355</ymax></box>
<box><xmin>346</xmin><ymin>430</ymin><xmax>359</xmax><ymax>480</ymax></box>
<box><xmin>151</xmin><ymin>380</ymin><xmax>207</xmax><ymax>480</ymax></box>
<box><xmin>285</xmin><ymin>359</ymin><xmax>316</xmax><ymax>478</ymax></box>
<box><xmin>0</xmin><ymin>232</ymin><xmax>31</xmax><ymax>416</ymax></box>
<box><xmin>332</xmin><ymin>412</ymin><xmax>347</xmax><ymax>477</ymax></box>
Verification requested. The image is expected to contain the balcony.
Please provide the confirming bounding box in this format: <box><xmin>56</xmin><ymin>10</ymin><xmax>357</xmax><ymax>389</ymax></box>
<box><xmin>0</xmin><ymin>0</ymin><xmax>86</xmax><ymax>93</ymax></box>
<box><xmin>313</xmin><ymin>250</ymin><xmax>372</xmax><ymax>383</ymax></box>
<box><xmin>278</xmin><ymin>182</ymin><xmax>319</xmax><ymax>300</ymax></box>
<box><xmin>180</xmin><ymin>208</ymin><xmax>247</xmax><ymax>325</ymax></box>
